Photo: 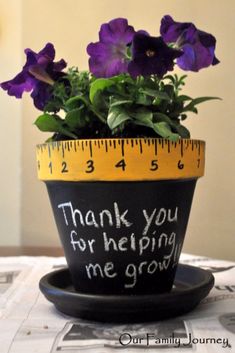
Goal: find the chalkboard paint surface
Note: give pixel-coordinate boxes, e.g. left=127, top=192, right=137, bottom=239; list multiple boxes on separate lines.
left=46, top=179, right=197, bottom=295
left=39, top=264, right=214, bottom=322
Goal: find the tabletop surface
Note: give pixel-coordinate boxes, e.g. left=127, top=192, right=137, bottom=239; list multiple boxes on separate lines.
left=0, top=252, right=234, bottom=353
left=0, top=246, right=64, bottom=257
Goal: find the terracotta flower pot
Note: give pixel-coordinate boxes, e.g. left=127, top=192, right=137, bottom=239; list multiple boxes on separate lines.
left=37, top=138, right=205, bottom=295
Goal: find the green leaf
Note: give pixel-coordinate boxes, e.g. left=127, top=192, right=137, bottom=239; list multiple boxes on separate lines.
left=178, top=74, right=187, bottom=81
left=177, top=74, right=187, bottom=85
left=107, top=106, right=131, bottom=130
left=153, top=122, right=180, bottom=141
left=163, top=84, right=175, bottom=98
left=135, top=93, right=152, bottom=105
left=139, top=88, right=170, bottom=100
left=153, top=112, right=172, bottom=123
left=191, top=96, right=221, bottom=105
left=183, top=96, right=221, bottom=112
left=110, top=99, right=133, bottom=107
left=91, top=90, right=109, bottom=112
left=174, top=124, right=190, bottom=138
left=135, top=109, right=153, bottom=122
left=89, top=78, right=115, bottom=103
left=134, top=118, right=154, bottom=130
left=132, top=109, right=153, bottom=127
left=163, top=75, right=175, bottom=84
left=153, top=112, right=190, bottom=138
left=65, top=107, right=87, bottom=129
left=65, top=95, right=89, bottom=110
left=44, top=99, right=63, bottom=113
left=134, top=119, right=154, bottom=130
left=176, top=95, right=192, bottom=102
left=34, top=114, right=77, bottom=139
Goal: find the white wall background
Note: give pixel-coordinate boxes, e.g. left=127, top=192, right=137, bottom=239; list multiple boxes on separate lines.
left=0, top=0, right=22, bottom=245
left=0, top=0, right=234, bottom=260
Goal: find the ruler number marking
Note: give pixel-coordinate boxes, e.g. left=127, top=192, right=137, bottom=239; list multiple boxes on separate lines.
left=178, top=160, right=184, bottom=170
left=86, top=159, right=95, bottom=173
left=115, top=159, right=126, bottom=171
left=150, top=159, right=158, bottom=171
left=48, top=161, right=53, bottom=174
left=61, top=161, right=68, bottom=173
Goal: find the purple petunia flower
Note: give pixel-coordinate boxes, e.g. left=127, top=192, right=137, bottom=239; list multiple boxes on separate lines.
left=160, top=15, right=219, bottom=72
left=87, top=18, right=135, bottom=78
left=0, top=43, right=67, bottom=110
left=128, top=33, right=182, bottom=78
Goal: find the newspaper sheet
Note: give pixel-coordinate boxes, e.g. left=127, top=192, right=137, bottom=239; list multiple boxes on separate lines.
left=0, top=254, right=234, bottom=353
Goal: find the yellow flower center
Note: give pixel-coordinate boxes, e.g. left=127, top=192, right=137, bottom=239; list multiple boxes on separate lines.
left=146, top=49, right=155, bottom=57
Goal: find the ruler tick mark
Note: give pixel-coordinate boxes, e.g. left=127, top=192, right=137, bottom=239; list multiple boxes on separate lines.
left=121, top=139, right=125, bottom=157
left=89, top=140, right=93, bottom=158
left=139, top=139, right=143, bottom=154
left=48, top=145, right=51, bottom=158
left=105, top=140, right=108, bottom=153
left=154, top=139, right=157, bottom=156
left=180, top=140, right=184, bottom=158
left=167, top=140, right=170, bottom=153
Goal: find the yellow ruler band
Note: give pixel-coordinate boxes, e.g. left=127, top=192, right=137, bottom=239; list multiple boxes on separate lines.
left=36, top=138, right=205, bottom=181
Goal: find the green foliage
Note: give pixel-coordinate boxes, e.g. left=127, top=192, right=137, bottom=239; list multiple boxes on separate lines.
left=34, top=114, right=77, bottom=139
left=35, top=70, right=220, bottom=141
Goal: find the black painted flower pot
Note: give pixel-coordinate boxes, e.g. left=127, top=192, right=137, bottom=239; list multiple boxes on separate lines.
left=37, top=138, right=205, bottom=295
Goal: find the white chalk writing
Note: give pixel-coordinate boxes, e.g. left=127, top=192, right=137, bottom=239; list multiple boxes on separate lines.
left=142, top=207, right=178, bottom=235
left=57, top=200, right=181, bottom=288
left=85, top=262, right=117, bottom=279
left=57, top=201, right=132, bottom=229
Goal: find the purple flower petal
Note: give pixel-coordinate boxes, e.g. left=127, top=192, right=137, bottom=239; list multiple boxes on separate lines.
left=31, top=82, right=52, bottom=111
left=177, top=43, right=212, bottom=72
left=160, top=15, right=192, bottom=43
left=99, top=18, right=135, bottom=45
left=87, top=41, right=129, bottom=77
left=160, top=15, right=219, bottom=71
left=1, top=71, right=35, bottom=98
left=38, top=42, right=55, bottom=61
left=53, top=59, right=67, bottom=72
left=1, top=43, right=67, bottom=110
left=128, top=33, right=182, bottom=78
left=87, top=18, right=135, bottom=77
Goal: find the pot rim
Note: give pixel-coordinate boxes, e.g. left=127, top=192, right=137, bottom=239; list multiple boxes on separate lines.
left=36, top=138, right=205, bottom=182
left=37, top=137, right=205, bottom=148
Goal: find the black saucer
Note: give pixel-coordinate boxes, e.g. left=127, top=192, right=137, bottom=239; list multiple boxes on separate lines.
left=39, top=264, right=214, bottom=322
